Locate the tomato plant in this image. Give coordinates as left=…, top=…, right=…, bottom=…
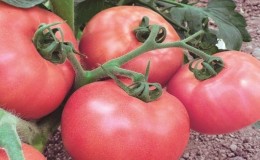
left=167, top=51, right=260, bottom=134
left=0, top=143, right=46, bottom=160
left=61, top=80, right=190, bottom=160
left=0, top=2, right=77, bottom=119
left=79, top=6, right=184, bottom=86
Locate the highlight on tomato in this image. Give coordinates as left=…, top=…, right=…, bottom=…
left=167, top=51, right=260, bottom=134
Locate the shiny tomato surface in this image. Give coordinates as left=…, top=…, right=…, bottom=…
left=62, top=80, right=190, bottom=160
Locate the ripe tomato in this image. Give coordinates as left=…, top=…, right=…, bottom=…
left=79, top=6, right=183, bottom=86
left=167, top=51, right=260, bottom=134
left=0, top=3, right=77, bottom=119
left=61, top=80, right=190, bottom=160
left=0, top=143, right=46, bottom=160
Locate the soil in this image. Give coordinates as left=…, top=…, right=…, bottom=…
left=43, top=0, right=260, bottom=159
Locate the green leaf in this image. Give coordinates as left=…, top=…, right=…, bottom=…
left=168, top=0, right=251, bottom=50
left=170, top=6, right=207, bottom=34
left=117, top=0, right=134, bottom=5
left=0, top=109, right=24, bottom=160
left=188, top=31, right=220, bottom=56
left=74, top=0, right=105, bottom=37
left=205, top=0, right=251, bottom=49
left=206, top=0, right=251, bottom=43
left=49, top=0, right=74, bottom=31
left=1, top=0, right=46, bottom=8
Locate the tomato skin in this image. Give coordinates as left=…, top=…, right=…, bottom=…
left=0, top=3, right=77, bottom=119
left=167, top=51, right=260, bottom=134
left=61, top=80, right=190, bottom=160
left=0, top=143, right=46, bottom=160
left=79, top=6, right=183, bottom=86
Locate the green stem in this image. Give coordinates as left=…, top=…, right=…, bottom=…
left=107, top=25, right=161, bottom=66
left=155, top=30, right=211, bottom=60
left=33, top=20, right=221, bottom=101
left=33, top=21, right=216, bottom=90
left=65, top=25, right=209, bottom=89
left=157, top=41, right=211, bottom=60
left=182, top=30, right=205, bottom=43
left=106, top=66, right=145, bottom=82
left=16, top=120, right=41, bottom=145
left=65, top=45, right=87, bottom=89
left=64, top=25, right=162, bottom=89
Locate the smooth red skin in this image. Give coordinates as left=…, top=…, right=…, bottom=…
left=0, top=3, right=77, bottom=119
left=167, top=51, right=260, bottom=134
left=61, top=80, right=190, bottom=160
left=79, top=6, right=183, bottom=86
left=0, top=143, right=46, bottom=160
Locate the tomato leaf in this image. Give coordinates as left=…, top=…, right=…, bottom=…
left=49, top=0, right=74, bottom=31
left=1, top=0, right=46, bottom=8
left=168, top=0, right=251, bottom=50
left=74, top=0, right=105, bottom=37
left=0, top=109, right=24, bottom=160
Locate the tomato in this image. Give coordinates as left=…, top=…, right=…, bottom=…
left=79, top=6, right=183, bottom=86
left=61, top=80, right=190, bottom=160
left=0, top=2, right=77, bottom=119
left=0, top=143, right=46, bottom=160
left=167, top=51, right=260, bottom=134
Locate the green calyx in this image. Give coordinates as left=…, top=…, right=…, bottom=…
left=131, top=60, right=162, bottom=102
left=101, top=61, right=162, bottom=102
left=127, top=81, right=162, bottom=102
left=32, top=22, right=69, bottom=64
left=33, top=22, right=87, bottom=90
left=134, top=16, right=167, bottom=43
left=189, top=56, right=224, bottom=80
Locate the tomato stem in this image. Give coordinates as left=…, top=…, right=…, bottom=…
left=33, top=20, right=224, bottom=101
left=62, top=43, right=88, bottom=89
left=105, top=25, right=161, bottom=66
left=157, top=37, right=212, bottom=61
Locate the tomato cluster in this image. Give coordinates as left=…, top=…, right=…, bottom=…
left=0, top=2, right=260, bottom=160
